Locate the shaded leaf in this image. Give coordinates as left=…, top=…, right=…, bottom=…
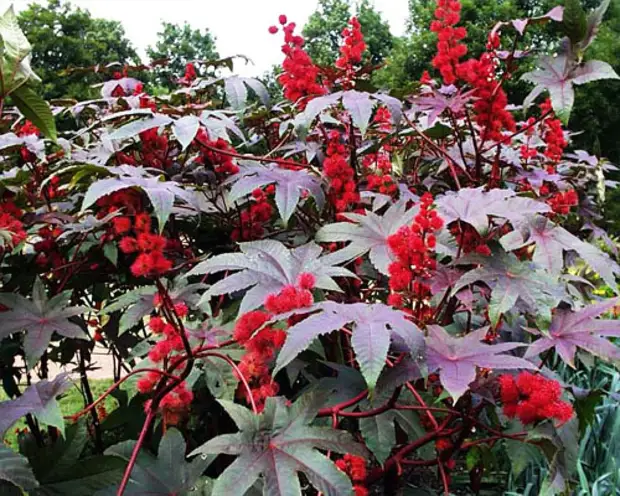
left=0, top=373, right=70, bottom=436
left=11, top=85, right=57, bottom=141
left=426, top=325, right=536, bottom=400
left=191, top=394, right=367, bottom=496
left=275, top=301, right=424, bottom=389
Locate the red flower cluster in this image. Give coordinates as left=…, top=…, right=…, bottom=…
left=323, top=131, right=359, bottom=212
left=265, top=273, right=315, bottom=314
left=386, top=193, right=443, bottom=320
left=0, top=199, right=26, bottom=249
left=335, top=454, right=368, bottom=496
left=118, top=213, right=173, bottom=277
left=373, top=106, right=393, bottom=133
left=499, top=372, right=573, bottom=425
left=336, top=17, right=366, bottom=88
left=272, top=18, right=325, bottom=107
left=457, top=53, right=516, bottom=143
left=144, top=314, right=187, bottom=363
left=362, top=152, right=397, bottom=196
left=540, top=101, right=568, bottom=162
left=430, top=0, right=467, bottom=85
left=195, top=129, right=240, bottom=176
left=547, top=189, right=578, bottom=215
left=137, top=128, right=172, bottom=169
left=232, top=187, right=273, bottom=241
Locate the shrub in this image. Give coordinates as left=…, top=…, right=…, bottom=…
left=1, top=1, right=619, bottom=494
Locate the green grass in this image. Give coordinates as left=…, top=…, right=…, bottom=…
left=1, top=378, right=116, bottom=449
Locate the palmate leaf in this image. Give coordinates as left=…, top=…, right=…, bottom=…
left=524, top=297, right=620, bottom=367
left=435, top=187, right=550, bottom=234
left=0, top=279, right=88, bottom=368
left=0, top=373, right=70, bottom=436
left=227, top=161, right=325, bottom=224
left=190, top=394, right=367, bottom=496
left=453, top=251, right=564, bottom=325
left=187, top=240, right=356, bottom=314
left=274, top=301, right=425, bottom=389
left=426, top=326, right=536, bottom=400
left=107, top=113, right=173, bottom=141
left=294, top=90, right=402, bottom=135
left=500, top=215, right=620, bottom=291
left=81, top=165, right=199, bottom=230
left=521, top=53, right=619, bottom=123
left=172, top=115, right=200, bottom=151
left=224, top=76, right=270, bottom=110
left=410, top=86, right=476, bottom=127
left=96, top=428, right=211, bottom=496
left=316, top=200, right=419, bottom=275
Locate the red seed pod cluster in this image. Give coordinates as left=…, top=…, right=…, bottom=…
left=137, top=127, right=172, bottom=169
left=540, top=100, right=568, bottom=163
left=457, top=53, right=516, bottom=143
left=0, top=199, right=26, bottom=249
left=449, top=222, right=492, bottom=256
left=195, top=128, right=240, bottom=176
left=137, top=311, right=194, bottom=424
left=271, top=17, right=325, bottom=107
left=118, top=213, right=173, bottom=278
left=373, top=106, right=393, bottom=133
left=234, top=274, right=316, bottom=410
left=33, top=225, right=65, bottom=270
left=499, top=372, right=574, bottom=425
left=336, top=17, right=367, bottom=89
left=430, top=0, right=468, bottom=85
left=546, top=189, right=579, bottom=215
left=335, top=454, right=368, bottom=496
left=362, top=153, right=398, bottom=197
left=386, top=193, right=443, bottom=320
left=231, top=187, right=274, bottom=241
left=323, top=131, right=359, bottom=212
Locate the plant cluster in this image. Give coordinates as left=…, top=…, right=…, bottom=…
left=1, top=1, right=620, bottom=494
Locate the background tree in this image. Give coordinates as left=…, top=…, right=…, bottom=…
left=302, top=0, right=393, bottom=67
left=146, top=22, right=219, bottom=90
left=18, top=0, right=139, bottom=100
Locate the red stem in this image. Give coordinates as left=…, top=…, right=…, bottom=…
left=117, top=408, right=157, bottom=495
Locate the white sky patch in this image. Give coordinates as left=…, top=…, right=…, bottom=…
left=13, top=0, right=409, bottom=76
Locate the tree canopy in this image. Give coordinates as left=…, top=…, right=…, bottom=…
left=302, top=0, right=393, bottom=67
left=17, top=0, right=139, bottom=100
left=146, top=22, right=219, bottom=90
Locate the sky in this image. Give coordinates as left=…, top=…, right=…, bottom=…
left=12, top=0, right=410, bottom=77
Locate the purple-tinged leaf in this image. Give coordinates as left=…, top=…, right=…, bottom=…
left=454, top=251, right=563, bottom=325
left=275, top=301, right=424, bottom=389
left=100, top=77, right=142, bottom=99
left=81, top=165, right=198, bottom=230
left=0, top=373, right=70, bottom=436
left=228, top=162, right=324, bottom=224
left=172, top=116, right=200, bottom=151
left=107, top=113, right=172, bottom=141
left=436, top=187, right=550, bottom=234
left=190, top=395, right=367, bottom=496
left=582, top=0, right=610, bottom=50
left=522, top=54, right=619, bottom=123
left=316, top=200, right=419, bottom=275
left=0, top=280, right=87, bottom=368
left=187, top=240, right=356, bottom=314
left=426, top=326, right=535, bottom=400
left=342, top=90, right=376, bottom=136
left=524, top=298, right=620, bottom=367
left=500, top=215, right=620, bottom=290
left=410, top=88, right=476, bottom=127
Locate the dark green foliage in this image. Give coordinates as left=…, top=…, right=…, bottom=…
left=146, top=22, right=219, bottom=91
left=17, top=0, right=139, bottom=100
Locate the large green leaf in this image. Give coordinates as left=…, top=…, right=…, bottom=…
left=0, top=6, right=39, bottom=96
left=191, top=394, right=368, bottom=496
left=11, top=85, right=57, bottom=141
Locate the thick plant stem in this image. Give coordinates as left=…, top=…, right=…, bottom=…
left=117, top=408, right=157, bottom=496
